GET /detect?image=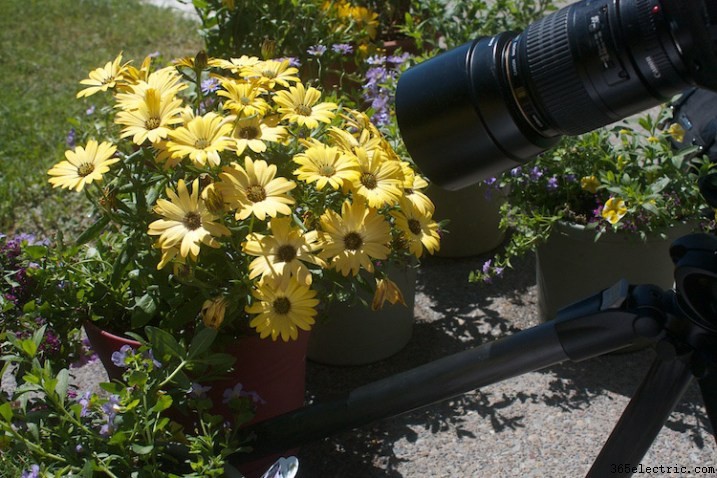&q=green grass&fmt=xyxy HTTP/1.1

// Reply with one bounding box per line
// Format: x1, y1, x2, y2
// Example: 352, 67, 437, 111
0, 0, 203, 236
